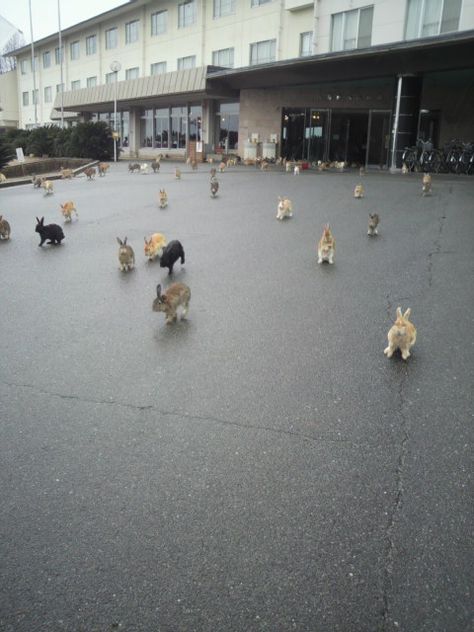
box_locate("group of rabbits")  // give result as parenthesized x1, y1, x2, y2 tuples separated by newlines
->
(275, 175, 421, 361)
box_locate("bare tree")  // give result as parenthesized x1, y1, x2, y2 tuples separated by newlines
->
(0, 24, 25, 74)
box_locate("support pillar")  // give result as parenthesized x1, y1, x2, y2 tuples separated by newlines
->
(390, 75, 422, 171)
(128, 107, 140, 159)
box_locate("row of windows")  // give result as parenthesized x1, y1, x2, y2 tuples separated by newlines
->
(22, 0, 263, 73)
(18, 0, 463, 77)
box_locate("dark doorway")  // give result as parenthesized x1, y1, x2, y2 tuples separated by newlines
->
(281, 109, 306, 160)
(367, 110, 391, 168)
(329, 111, 368, 164)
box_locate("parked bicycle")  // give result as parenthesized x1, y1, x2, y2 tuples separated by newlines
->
(402, 139, 439, 172)
(402, 138, 474, 174)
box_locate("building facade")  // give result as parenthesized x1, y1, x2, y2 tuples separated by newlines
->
(9, 0, 474, 167)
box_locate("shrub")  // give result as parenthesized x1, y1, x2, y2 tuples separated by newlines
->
(25, 124, 59, 157)
(0, 136, 15, 170)
(68, 121, 116, 160)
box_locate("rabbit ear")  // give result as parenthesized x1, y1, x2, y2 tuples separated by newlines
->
(403, 308, 411, 320)
(40, 217, 44, 225)
(123, 237, 127, 244)
(144, 237, 147, 243)
(156, 284, 162, 298)
(396, 307, 402, 319)
(116, 237, 123, 245)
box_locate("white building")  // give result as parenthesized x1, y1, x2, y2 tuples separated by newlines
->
(9, 0, 474, 167)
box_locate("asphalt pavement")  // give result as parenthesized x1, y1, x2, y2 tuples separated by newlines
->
(0, 162, 472, 632)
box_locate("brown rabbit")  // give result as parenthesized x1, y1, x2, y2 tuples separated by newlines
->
(60, 201, 78, 222)
(317, 224, 335, 264)
(384, 307, 417, 360)
(422, 174, 432, 196)
(98, 163, 109, 176)
(0, 215, 11, 240)
(152, 283, 191, 324)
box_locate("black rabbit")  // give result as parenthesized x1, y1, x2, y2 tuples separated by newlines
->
(159, 240, 185, 275)
(35, 216, 65, 246)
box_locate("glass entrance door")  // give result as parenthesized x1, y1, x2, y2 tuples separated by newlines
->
(306, 109, 329, 162)
(366, 110, 391, 168)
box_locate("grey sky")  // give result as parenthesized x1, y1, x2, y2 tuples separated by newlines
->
(1, 0, 126, 44)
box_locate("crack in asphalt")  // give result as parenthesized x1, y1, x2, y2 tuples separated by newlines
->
(381, 364, 409, 632)
(427, 213, 447, 288)
(0, 379, 355, 446)
(381, 206, 446, 630)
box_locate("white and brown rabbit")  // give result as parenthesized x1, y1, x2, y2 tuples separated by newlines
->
(354, 184, 364, 198)
(0, 215, 11, 240)
(60, 201, 78, 222)
(116, 237, 135, 272)
(276, 196, 293, 220)
(175, 167, 181, 180)
(144, 233, 167, 261)
(152, 282, 191, 324)
(42, 180, 54, 195)
(384, 307, 417, 360)
(422, 174, 432, 196)
(367, 213, 380, 236)
(159, 189, 168, 208)
(317, 224, 335, 264)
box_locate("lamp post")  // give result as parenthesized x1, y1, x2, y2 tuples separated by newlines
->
(110, 61, 121, 162)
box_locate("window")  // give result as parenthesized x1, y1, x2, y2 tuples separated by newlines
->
(44, 86, 52, 103)
(151, 10, 167, 35)
(22, 91, 29, 106)
(56, 83, 64, 93)
(178, 1, 196, 28)
(126, 67, 139, 80)
(171, 106, 187, 148)
(86, 34, 97, 55)
(105, 72, 117, 84)
(300, 32, 312, 56)
(105, 27, 118, 49)
(212, 47, 234, 68)
(251, 0, 272, 6)
(55, 46, 63, 64)
(331, 6, 374, 51)
(250, 39, 276, 65)
(43, 51, 51, 68)
(87, 76, 97, 88)
(71, 80, 81, 91)
(20, 59, 29, 74)
(154, 108, 169, 148)
(32, 89, 38, 105)
(140, 109, 154, 147)
(405, 0, 462, 39)
(125, 20, 139, 44)
(151, 61, 167, 75)
(213, 0, 235, 17)
(70, 41, 79, 60)
(177, 55, 196, 70)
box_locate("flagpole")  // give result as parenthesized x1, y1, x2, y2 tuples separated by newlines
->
(58, 0, 64, 128)
(28, 0, 38, 126)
